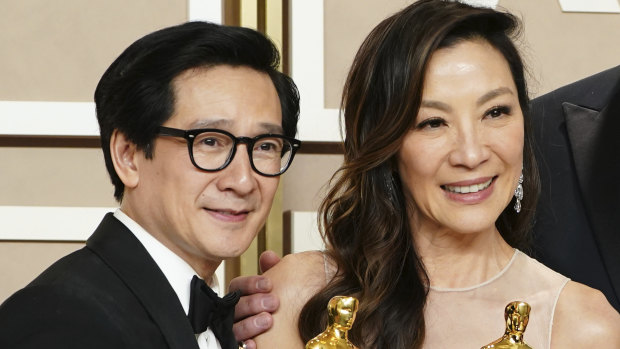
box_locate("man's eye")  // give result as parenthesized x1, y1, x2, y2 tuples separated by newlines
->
(256, 141, 280, 152)
(195, 134, 230, 149)
(200, 138, 218, 146)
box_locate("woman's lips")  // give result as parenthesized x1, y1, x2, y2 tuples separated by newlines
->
(443, 177, 493, 194)
(441, 176, 496, 204)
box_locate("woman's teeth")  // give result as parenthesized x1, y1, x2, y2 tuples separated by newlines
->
(444, 178, 493, 194)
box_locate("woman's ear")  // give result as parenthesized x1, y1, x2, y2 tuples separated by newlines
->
(110, 130, 140, 189)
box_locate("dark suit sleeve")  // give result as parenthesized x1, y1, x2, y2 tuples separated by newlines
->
(0, 284, 126, 349)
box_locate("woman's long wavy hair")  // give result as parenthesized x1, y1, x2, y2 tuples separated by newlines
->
(298, 1, 540, 348)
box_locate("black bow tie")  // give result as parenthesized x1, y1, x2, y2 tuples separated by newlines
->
(188, 275, 241, 349)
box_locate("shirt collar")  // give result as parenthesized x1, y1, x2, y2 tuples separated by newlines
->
(113, 209, 221, 315)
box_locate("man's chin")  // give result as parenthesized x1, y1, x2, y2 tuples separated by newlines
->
(212, 240, 255, 259)
(196, 227, 262, 259)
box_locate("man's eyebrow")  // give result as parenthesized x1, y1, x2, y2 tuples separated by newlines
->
(260, 123, 284, 134)
(476, 87, 514, 106)
(190, 119, 284, 134)
(190, 119, 231, 129)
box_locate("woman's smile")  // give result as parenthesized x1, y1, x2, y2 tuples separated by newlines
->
(442, 176, 497, 204)
(442, 177, 494, 194)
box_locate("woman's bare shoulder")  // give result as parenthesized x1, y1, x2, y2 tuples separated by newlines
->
(552, 281, 620, 348)
(254, 251, 327, 348)
(264, 251, 327, 288)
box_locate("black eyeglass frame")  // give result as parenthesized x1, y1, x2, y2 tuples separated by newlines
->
(157, 126, 301, 177)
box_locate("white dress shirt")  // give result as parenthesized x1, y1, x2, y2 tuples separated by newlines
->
(114, 209, 223, 349)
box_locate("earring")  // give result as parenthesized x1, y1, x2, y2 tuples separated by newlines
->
(514, 172, 524, 213)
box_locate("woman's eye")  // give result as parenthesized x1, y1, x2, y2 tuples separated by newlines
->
(486, 105, 511, 118)
(416, 117, 446, 129)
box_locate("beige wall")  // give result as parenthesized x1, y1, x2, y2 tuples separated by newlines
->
(0, 147, 114, 206)
(282, 154, 344, 212)
(2, 0, 619, 303)
(0, 0, 187, 102)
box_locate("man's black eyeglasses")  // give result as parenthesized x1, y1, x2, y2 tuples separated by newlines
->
(157, 126, 301, 177)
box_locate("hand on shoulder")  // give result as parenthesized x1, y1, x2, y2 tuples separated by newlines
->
(254, 250, 328, 348)
(552, 281, 620, 348)
(264, 251, 328, 311)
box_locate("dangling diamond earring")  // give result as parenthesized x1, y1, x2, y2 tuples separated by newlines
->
(514, 172, 524, 213)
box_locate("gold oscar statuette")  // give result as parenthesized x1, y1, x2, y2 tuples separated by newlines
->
(481, 301, 533, 349)
(305, 296, 359, 349)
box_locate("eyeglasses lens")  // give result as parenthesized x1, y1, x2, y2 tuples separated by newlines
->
(191, 132, 293, 175)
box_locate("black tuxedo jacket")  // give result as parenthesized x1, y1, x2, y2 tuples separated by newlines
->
(0, 213, 200, 349)
(530, 65, 620, 312)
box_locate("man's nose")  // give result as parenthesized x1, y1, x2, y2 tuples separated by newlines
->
(216, 145, 257, 195)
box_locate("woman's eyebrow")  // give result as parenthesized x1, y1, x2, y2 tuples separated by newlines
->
(420, 100, 452, 112)
(476, 87, 514, 106)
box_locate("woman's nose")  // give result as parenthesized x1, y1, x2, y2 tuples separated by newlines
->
(448, 126, 490, 169)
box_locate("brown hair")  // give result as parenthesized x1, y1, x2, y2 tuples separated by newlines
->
(298, 1, 539, 347)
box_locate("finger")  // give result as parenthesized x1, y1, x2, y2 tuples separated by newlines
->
(242, 340, 256, 349)
(229, 275, 272, 296)
(259, 250, 281, 273)
(234, 293, 279, 321)
(233, 312, 273, 342)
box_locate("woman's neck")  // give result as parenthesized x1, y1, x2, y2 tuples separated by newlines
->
(414, 224, 514, 289)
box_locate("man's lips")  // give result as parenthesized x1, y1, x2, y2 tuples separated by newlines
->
(204, 207, 251, 222)
(205, 208, 249, 216)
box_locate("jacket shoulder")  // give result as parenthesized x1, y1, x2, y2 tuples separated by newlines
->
(0, 282, 128, 348)
(0, 247, 168, 348)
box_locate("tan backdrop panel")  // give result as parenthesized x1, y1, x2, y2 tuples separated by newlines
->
(324, 0, 620, 108)
(324, 0, 412, 108)
(0, 0, 187, 102)
(282, 154, 344, 212)
(0, 147, 116, 207)
(0, 242, 84, 303)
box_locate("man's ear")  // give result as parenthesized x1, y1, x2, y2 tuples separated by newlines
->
(110, 130, 140, 189)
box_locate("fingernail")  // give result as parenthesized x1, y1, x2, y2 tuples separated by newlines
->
(261, 296, 276, 310)
(255, 314, 270, 328)
(256, 277, 270, 291)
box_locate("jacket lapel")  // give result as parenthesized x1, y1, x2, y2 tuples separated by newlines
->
(87, 213, 199, 349)
(563, 103, 603, 187)
(564, 89, 620, 301)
